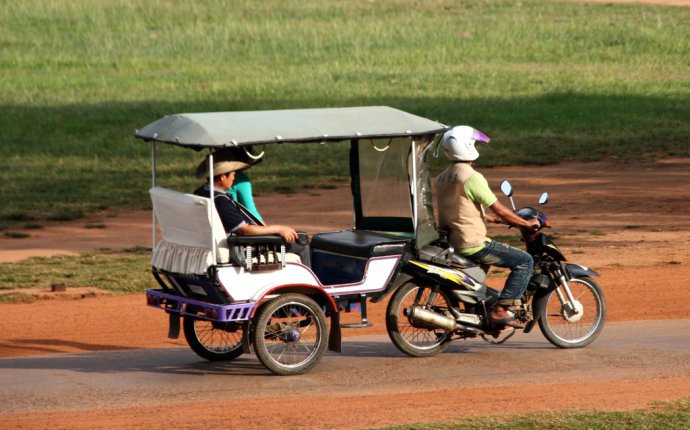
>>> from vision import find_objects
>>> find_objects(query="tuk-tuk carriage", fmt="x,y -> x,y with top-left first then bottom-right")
136,106 -> 448,375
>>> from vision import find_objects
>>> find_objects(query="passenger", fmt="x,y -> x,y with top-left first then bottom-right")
436,126 -> 540,328
230,169 -> 262,223
225,146 -> 264,223
193,150 -> 309,264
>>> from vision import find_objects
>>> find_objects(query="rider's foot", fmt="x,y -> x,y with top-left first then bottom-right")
489,305 -> 525,328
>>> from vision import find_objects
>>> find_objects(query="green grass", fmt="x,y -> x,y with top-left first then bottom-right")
377,397 -> 690,429
0,0 -> 688,223
0,249 -> 154,296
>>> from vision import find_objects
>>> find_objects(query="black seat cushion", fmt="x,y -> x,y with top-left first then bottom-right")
310,230 -> 409,258
227,234 -> 284,245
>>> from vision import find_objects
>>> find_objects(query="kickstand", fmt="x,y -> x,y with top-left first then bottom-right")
481,327 -> 516,345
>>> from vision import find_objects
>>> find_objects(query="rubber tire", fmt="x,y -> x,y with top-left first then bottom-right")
251,294 -> 329,376
183,316 -> 244,361
386,280 -> 452,357
538,276 -> 607,348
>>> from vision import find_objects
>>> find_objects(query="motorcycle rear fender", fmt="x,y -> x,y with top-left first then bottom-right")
566,263 -> 600,278
448,289 -> 486,305
401,260 -> 486,291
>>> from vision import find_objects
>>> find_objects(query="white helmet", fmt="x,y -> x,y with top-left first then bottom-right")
442,126 -> 491,162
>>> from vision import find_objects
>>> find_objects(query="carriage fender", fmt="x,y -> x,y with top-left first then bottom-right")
253,284 -> 342,353
217,264 -> 342,352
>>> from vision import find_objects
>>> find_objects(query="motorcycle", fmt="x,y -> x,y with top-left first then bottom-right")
386,180 -> 607,356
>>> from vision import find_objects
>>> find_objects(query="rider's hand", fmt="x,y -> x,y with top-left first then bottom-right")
485,215 -> 505,224
527,219 -> 541,231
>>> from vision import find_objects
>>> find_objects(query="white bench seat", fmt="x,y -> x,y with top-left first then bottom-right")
149,187 -> 229,275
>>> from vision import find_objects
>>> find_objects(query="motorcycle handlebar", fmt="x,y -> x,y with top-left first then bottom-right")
512,208 -> 549,232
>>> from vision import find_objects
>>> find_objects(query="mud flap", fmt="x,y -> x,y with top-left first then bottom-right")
329,311 -> 342,353
526,283 -> 558,333
167,313 -> 180,339
522,320 -> 536,334
241,321 -> 252,354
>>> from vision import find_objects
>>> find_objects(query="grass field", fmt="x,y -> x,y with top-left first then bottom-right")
0,0 -> 688,223
381,397 -> 690,429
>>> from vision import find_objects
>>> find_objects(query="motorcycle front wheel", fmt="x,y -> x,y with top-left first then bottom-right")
538,276 -> 606,348
183,317 -> 244,361
386,280 -> 452,357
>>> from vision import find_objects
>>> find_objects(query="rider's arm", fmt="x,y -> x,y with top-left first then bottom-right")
464,173 -> 501,225
489,200 -> 540,229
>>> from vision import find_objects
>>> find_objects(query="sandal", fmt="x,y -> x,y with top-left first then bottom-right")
490,316 -> 525,328
489,305 -> 525,328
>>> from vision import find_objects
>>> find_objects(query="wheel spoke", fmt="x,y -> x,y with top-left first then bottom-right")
194,321 -> 241,352
184,317 -> 244,361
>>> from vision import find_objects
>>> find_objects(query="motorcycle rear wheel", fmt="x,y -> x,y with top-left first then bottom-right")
386,280 -> 452,357
183,317 -> 244,361
538,276 -> 606,348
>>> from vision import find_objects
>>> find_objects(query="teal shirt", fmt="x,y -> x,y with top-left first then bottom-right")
228,171 -> 263,222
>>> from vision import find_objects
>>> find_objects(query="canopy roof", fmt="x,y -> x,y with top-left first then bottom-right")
135,106 -> 447,149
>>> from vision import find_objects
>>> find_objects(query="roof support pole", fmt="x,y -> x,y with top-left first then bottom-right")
208,150 -> 217,265
410,139 -> 418,232
151,141 -> 157,249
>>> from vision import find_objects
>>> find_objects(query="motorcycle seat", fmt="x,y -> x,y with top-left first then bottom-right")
418,245 -> 478,269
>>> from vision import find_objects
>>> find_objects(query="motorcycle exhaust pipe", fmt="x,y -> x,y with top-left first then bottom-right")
406,306 -> 457,331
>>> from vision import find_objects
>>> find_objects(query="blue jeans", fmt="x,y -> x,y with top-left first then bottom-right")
468,240 -> 534,304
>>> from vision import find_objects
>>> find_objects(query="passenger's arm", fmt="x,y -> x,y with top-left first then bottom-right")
236,223 -> 298,242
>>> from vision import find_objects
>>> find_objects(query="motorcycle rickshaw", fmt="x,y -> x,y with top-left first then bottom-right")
136,106 -> 448,375
136,106 -> 606,375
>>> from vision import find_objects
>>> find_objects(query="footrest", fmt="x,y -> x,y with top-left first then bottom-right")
340,322 -> 373,329
146,289 -> 255,322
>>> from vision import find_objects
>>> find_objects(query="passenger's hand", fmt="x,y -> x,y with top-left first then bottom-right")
275,226 -> 299,242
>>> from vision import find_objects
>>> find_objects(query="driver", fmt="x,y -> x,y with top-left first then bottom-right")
193,150 -> 309,264
436,126 -> 540,328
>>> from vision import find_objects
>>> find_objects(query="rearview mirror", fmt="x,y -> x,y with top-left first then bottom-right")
500,180 -> 513,197
539,192 -> 549,205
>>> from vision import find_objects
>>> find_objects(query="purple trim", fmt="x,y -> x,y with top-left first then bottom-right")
146,289 -> 255,322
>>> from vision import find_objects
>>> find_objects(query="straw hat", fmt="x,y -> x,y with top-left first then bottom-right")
195,149 -> 251,179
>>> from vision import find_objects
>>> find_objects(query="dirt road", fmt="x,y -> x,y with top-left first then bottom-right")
1,320 -> 690,430
1,158 -> 689,429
